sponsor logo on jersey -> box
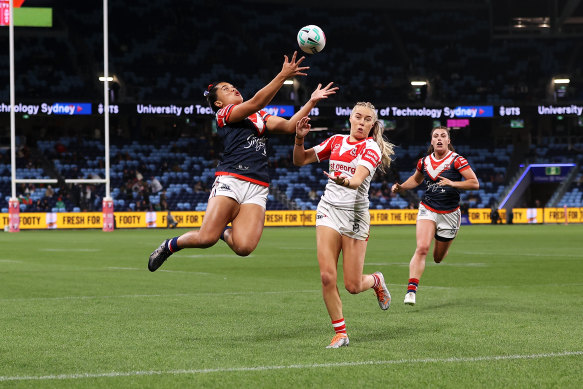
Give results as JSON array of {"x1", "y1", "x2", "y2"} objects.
[
  {"x1": 243, "y1": 135, "x2": 267, "y2": 156},
  {"x1": 236, "y1": 164, "x2": 249, "y2": 171},
  {"x1": 330, "y1": 162, "x2": 356, "y2": 175}
]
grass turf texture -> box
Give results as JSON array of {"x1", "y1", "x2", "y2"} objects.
[{"x1": 1, "y1": 225, "x2": 582, "y2": 388}]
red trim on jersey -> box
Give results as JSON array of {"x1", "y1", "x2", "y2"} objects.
[
  {"x1": 215, "y1": 172, "x2": 269, "y2": 187},
  {"x1": 421, "y1": 201, "x2": 460, "y2": 214},
  {"x1": 216, "y1": 104, "x2": 235, "y2": 128},
  {"x1": 423, "y1": 152, "x2": 457, "y2": 181},
  {"x1": 429, "y1": 151, "x2": 453, "y2": 170},
  {"x1": 458, "y1": 165, "x2": 471, "y2": 172}
]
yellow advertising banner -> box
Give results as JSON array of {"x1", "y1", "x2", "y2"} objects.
[
  {"x1": 511, "y1": 208, "x2": 543, "y2": 224},
  {"x1": 2, "y1": 208, "x2": 583, "y2": 230},
  {"x1": 468, "y1": 208, "x2": 493, "y2": 224},
  {"x1": 370, "y1": 209, "x2": 417, "y2": 225},
  {"x1": 544, "y1": 207, "x2": 583, "y2": 223},
  {"x1": 114, "y1": 212, "x2": 149, "y2": 228},
  {"x1": 57, "y1": 212, "x2": 102, "y2": 229},
  {"x1": 164, "y1": 211, "x2": 205, "y2": 228},
  {"x1": 15, "y1": 213, "x2": 49, "y2": 229},
  {"x1": 264, "y1": 210, "x2": 308, "y2": 226}
]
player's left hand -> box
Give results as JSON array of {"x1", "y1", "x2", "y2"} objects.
[
  {"x1": 437, "y1": 176, "x2": 454, "y2": 187},
  {"x1": 310, "y1": 82, "x2": 339, "y2": 103},
  {"x1": 323, "y1": 170, "x2": 348, "y2": 186},
  {"x1": 296, "y1": 116, "x2": 311, "y2": 139}
]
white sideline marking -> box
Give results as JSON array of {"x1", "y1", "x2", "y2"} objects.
[
  {"x1": 0, "y1": 290, "x2": 320, "y2": 303},
  {"x1": 39, "y1": 248, "x2": 100, "y2": 252},
  {"x1": 106, "y1": 267, "x2": 211, "y2": 275},
  {"x1": 0, "y1": 351, "x2": 581, "y2": 382},
  {"x1": 458, "y1": 251, "x2": 581, "y2": 258},
  {"x1": 367, "y1": 262, "x2": 487, "y2": 267}
]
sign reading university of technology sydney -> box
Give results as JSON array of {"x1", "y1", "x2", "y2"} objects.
[
  {"x1": 0, "y1": 102, "x2": 92, "y2": 115},
  {"x1": 331, "y1": 105, "x2": 494, "y2": 118},
  {"x1": 537, "y1": 105, "x2": 583, "y2": 116},
  {"x1": 2, "y1": 102, "x2": 582, "y2": 118}
]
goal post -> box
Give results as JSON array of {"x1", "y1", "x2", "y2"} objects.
[{"x1": 7, "y1": 0, "x2": 113, "y2": 232}]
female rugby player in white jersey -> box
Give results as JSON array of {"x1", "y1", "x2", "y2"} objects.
[
  {"x1": 293, "y1": 102, "x2": 395, "y2": 348},
  {"x1": 148, "y1": 52, "x2": 337, "y2": 271},
  {"x1": 392, "y1": 126, "x2": 479, "y2": 306}
]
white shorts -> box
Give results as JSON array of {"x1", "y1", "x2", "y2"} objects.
[
  {"x1": 209, "y1": 175, "x2": 268, "y2": 208},
  {"x1": 417, "y1": 203, "x2": 461, "y2": 241},
  {"x1": 316, "y1": 200, "x2": 370, "y2": 241}
]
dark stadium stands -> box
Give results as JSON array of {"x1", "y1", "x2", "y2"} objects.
[
  {"x1": 2, "y1": 1, "x2": 582, "y2": 103},
  {"x1": 1, "y1": 1, "x2": 582, "y2": 213}
]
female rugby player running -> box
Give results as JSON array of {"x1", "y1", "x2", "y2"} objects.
[
  {"x1": 148, "y1": 52, "x2": 337, "y2": 271},
  {"x1": 392, "y1": 126, "x2": 479, "y2": 306},
  {"x1": 293, "y1": 102, "x2": 395, "y2": 348}
]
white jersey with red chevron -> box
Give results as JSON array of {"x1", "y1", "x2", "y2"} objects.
[{"x1": 313, "y1": 134, "x2": 381, "y2": 210}]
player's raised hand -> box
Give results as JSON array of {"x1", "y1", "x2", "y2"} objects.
[
  {"x1": 310, "y1": 82, "x2": 339, "y2": 103},
  {"x1": 295, "y1": 116, "x2": 311, "y2": 139},
  {"x1": 280, "y1": 51, "x2": 309, "y2": 78}
]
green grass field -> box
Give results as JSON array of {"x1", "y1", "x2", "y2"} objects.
[{"x1": 1, "y1": 225, "x2": 582, "y2": 388}]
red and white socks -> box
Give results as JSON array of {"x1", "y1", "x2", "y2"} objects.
[
  {"x1": 332, "y1": 318, "x2": 346, "y2": 335},
  {"x1": 372, "y1": 273, "x2": 381, "y2": 289}
]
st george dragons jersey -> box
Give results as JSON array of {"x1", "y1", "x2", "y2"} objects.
[
  {"x1": 214, "y1": 104, "x2": 272, "y2": 186},
  {"x1": 313, "y1": 134, "x2": 381, "y2": 210},
  {"x1": 417, "y1": 151, "x2": 471, "y2": 213}
]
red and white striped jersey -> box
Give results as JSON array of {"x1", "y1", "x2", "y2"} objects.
[{"x1": 313, "y1": 134, "x2": 381, "y2": 210}]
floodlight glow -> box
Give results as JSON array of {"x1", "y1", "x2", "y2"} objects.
[
  {"x1": 284, "y1": 79, "x2": 294, "y2": 85},
  {"x1": 99, "y1": 76, "x2": 113, "y2": 82},
  {"x1": 553, "y1": 78, "x2": 570, "y2": 84},
  {"x1": 410, "y1": 81, "x2": 427, "y2": 86}
]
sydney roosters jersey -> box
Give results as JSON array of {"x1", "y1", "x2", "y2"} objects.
[
  {"x1": 313, "y1": 135, "x2": 381, "y2": 210},
  {"x1": 417, "y1": 151, "x2": 471, "y2": 213},
  {"x1": 214, "y1": 104, "x2": 272, "y2": 186}
]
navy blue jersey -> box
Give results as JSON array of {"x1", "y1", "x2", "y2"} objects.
[
  {"x1": 214, "y1": 104, "x2": 272, "y2": 186},
  {"x1": 417, "y1": 151, "x2": 471, "y2": 213}
]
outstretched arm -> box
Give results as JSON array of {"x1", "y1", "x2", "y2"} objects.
[
  {"x1": 267, "y1": 82, "x2": 338, "y2": 134},
  {"x1": 228, "y1": 52, "x2": 309, "y2": 123},
  {"x1": 392, "y1": 170, "x2": 424, "y2": 193}
]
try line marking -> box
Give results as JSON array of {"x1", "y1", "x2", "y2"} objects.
[{"x1": 1, "y1": 351, "x2": 581, "y2": 382}]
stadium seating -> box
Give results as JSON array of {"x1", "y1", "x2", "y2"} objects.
[
  {"x1": 1, "y1": 127, "x2": 523, "y2": 213},
  {"x1": 556, "y1": 172, "x2": 583, "y2": 207}
]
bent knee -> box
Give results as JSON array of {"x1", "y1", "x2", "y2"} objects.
[
  {"x1": 415, "y1": 245, "x2": 430, "y2": 257},
  {"x1": 231, "y1": 245, "x2": 254, "y2": 257},
  {"x1": 344, "y1": 282, "x2": 361, "y2": 295},
  {"x1": 434, "y1": 252, "x2": 448, "y2": 263},
  {"x1": 320, "y1": 271, "x2": 337, "y2": 288}
]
